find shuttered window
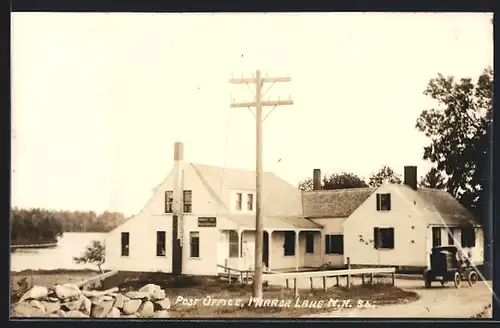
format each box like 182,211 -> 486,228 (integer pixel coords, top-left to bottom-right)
373,227 -> 394,249
156,231 -> 166,256
325,235 -> 344,254
376,193 -> 391,211
121,232 -> 130,256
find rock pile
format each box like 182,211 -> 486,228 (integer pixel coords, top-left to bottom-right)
11,283 -> 170,318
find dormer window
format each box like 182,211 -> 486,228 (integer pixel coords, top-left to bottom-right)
235,193 -> 242,211
376,193 -> 391,211
247,193 -> 254,211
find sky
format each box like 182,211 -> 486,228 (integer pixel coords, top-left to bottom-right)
11,12 -> 493,216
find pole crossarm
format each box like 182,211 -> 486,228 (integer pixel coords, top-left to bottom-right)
230,100 -> 293,109
229,76 -> 292,84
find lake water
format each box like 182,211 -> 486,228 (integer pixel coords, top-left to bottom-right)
10,232 -> 106,272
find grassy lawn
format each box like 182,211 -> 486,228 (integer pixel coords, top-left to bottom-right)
10,269 -> 99,303
102,272 -> 420,318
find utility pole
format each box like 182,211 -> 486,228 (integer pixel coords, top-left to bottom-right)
229,70 -> 293,299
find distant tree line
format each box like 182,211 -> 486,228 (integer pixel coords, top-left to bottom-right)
11,207 -> 129,245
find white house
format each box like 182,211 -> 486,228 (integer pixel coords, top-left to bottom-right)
104,142 -> 323,275
302,166 -> 484,271
104,142 -> 484,275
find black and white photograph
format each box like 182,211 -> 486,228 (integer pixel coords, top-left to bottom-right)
10,12 -> 494,319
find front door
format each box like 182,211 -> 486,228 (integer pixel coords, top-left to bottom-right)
263,231 -> 269,268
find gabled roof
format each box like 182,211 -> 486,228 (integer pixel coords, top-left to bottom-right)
302,188 -> 377,218
190,163 -> 304,218
415,188 -> 479,226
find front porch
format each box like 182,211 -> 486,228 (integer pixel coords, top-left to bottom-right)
218,218 -> 324,271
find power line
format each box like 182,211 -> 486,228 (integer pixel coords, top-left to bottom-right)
229,70 -> 294,300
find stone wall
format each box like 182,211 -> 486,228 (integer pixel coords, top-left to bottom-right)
11,283 -> 170,318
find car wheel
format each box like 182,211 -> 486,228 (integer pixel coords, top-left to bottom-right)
424,271 -> 432,288
453,272 -> 461,288
468,271 -> 478,286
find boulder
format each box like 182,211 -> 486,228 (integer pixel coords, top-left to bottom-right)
90,300 -> 114,318
56,309 -> 67,317
152,310 -> 169,318
29,300 -> 46,314
55,284 -> 81,300
113,294 -> 129,309
41,300 -> 61,314
122,299 -> 142,315
139,284 -> 161,294
11,302 -> 45,317
153,299 -> 171,311
104,287 -> 119,294
80,296 -> 92,315
61,297 -> 84,312
82,290 -> 106,298
66,310 -> 90,318
125,291 -> 151,300
122,313 -> 140,318
20,286 -> 49,302
151,289 -> 166,301
138,301 -> 154,318
101,295 -> 114,301
106,307 -> 121,318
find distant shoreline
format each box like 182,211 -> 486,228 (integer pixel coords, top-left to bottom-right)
11,268 -> 100,275
10,243 -> 58,250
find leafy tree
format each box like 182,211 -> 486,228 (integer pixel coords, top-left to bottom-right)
297,172 -> 368,191
297,178 -> 314,191
415,67 -> 492,218
73,240 -> 106,273
322,172 -> 368,190
368,166 -> 402,187
419,167 -> 446,189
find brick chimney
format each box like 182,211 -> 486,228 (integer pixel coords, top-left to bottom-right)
404,166 -> 418,190
313,169 -> 322,190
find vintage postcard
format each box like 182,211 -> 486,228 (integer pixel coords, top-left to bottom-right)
10,12 -> 494,319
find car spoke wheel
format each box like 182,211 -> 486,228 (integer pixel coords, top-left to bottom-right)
468,271 -> 478,286
424,271 -> 432,288
453,272 -> 461,288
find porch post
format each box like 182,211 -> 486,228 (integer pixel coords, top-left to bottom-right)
238,230 -> 242,258
267,230 -> 273,271
320,232 -> 326,265
295,230 -> 300,271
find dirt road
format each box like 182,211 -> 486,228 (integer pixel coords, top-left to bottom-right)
265,276 -> 493,318
320,279 -> 492,318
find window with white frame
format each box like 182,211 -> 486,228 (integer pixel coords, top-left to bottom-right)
165,191 -> 173,213
235,193 -> 242,211
247,193 -> 254,211
229,231 -> 239,258
190,232 -> 200,258
183,190 -> 192,213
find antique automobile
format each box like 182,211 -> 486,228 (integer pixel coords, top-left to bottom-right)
423,245 -> 479,288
